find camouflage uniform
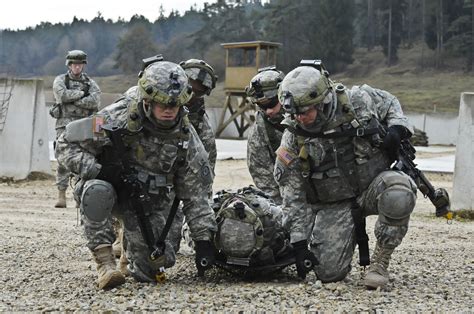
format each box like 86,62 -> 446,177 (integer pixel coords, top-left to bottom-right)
52,56 -> 100,191
56,61 -> 217,284
276,63 -> 416,286
246,67 -> 286,204
180,59 -> 218,173
186,98 -> 217,171
247,111 -> 284,204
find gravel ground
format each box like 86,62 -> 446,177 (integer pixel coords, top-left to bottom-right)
0,160 -> 473,311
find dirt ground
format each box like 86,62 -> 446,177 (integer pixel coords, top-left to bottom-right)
0,160 -> 472,311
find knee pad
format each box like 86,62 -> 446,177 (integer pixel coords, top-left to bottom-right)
377,172 -> 416,225
81,179 -> 116,222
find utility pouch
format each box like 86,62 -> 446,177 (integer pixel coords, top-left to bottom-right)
310,168 -> 356,203
49,103 -> 62,119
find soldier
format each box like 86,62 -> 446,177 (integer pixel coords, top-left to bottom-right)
179,59 -> 218,173
51,50 -> 100,208
56,61 -> 217,289
245,67 -> 286,204
275,61 -> 417,289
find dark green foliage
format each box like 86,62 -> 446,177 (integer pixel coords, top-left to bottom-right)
2,0 -> 474,77
114,25 -> 158,74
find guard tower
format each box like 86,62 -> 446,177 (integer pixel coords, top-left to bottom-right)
216,41 -> 281,138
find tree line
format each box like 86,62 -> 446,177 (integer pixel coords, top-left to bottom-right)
1,0 -> 474,78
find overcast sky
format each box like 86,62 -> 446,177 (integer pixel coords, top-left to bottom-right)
0,0 -> 211,31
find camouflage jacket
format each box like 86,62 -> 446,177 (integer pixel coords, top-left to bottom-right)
247,111 -> 284,203
52,71 -> 101,129
56,97 -> 217,241
274,84 -> 413,243
186,98 -> 217,172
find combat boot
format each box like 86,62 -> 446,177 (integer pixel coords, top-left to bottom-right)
364,242 -> 395,289
54,190 -> 67,208
118,250 -> 130,277
92,245 -> 126,290
112,226 -> 123,258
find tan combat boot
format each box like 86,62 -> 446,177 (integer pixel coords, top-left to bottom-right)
92,245 -> 126,289
118,249 -> 130,277
364,243 -> 395,289
54,190 -> 67,208
112,225 -> 123,258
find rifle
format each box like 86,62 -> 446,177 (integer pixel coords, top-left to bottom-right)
377,122 -> 452,221
100,124 -> 178,282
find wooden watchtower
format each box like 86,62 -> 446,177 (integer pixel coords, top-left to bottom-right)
215,41 -> 281,138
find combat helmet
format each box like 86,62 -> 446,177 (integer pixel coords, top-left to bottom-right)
245,66 -> 285,107
65,50 -> 87,66
278,60 -> 336,125
137,61 -> 193,107
179,59 -> 218,95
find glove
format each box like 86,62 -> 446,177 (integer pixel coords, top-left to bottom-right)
293,240 -> 318,279
81,82 -> 91,98
194,240 -> 216,277
381,125 -> 408,162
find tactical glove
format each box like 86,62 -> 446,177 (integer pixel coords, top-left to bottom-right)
381,125 -> 409,162
194,240 -> 216,277
293,240 -> 318,279
81,82 -> 91,98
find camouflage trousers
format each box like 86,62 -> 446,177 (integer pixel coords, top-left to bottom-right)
80,185 -> 179,282
308,170 -> 417,282
54,127 -> 71,191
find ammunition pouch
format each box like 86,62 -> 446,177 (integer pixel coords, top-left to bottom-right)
307,140 -> 391,204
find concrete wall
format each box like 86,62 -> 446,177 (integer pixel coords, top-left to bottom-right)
0,79 -> 52,179
406,112 -> 458,145
452,93 -> 474,211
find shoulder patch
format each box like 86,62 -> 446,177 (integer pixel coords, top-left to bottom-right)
276,146 -> 296,166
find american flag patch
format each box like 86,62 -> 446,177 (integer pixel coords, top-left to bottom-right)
277,147 -> 296,166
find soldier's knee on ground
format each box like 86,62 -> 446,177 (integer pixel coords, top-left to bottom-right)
377,172 -> 416,226
81,179 -> 116,222
314,263 -> 351,283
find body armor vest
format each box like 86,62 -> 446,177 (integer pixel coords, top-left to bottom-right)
61,73 -> 95,118
289,86 -> 391,204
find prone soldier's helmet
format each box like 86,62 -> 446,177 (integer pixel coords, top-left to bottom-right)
137,61 -> 193,108
65,50 -> 88,66
179,59 -> 218,95
245,66 -> 285,106
278,60 -> 336,125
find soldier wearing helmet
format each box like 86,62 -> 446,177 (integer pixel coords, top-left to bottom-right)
179,59 -> 218,173
274,60 -> 416,289
245,66 -> 286,204
55,60 -> 217,289
51,50 -> 101,208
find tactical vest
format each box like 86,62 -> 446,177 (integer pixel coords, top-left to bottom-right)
290,85 -> 391,204
99,101 -> 190,206
60,73 -> 95,118
259,112 -> 285,160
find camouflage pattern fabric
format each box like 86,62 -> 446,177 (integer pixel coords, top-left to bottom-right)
53,71 -> 100,190
187,97 -> 217,173
275,84 -> 416,282
52,71 -> 101,129
56,97 -> 217,282
247,111 -> 283,204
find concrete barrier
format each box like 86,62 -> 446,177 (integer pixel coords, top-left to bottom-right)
406,112 -> 458,145
0,79 -> 52,180
452,93 -> 474,211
